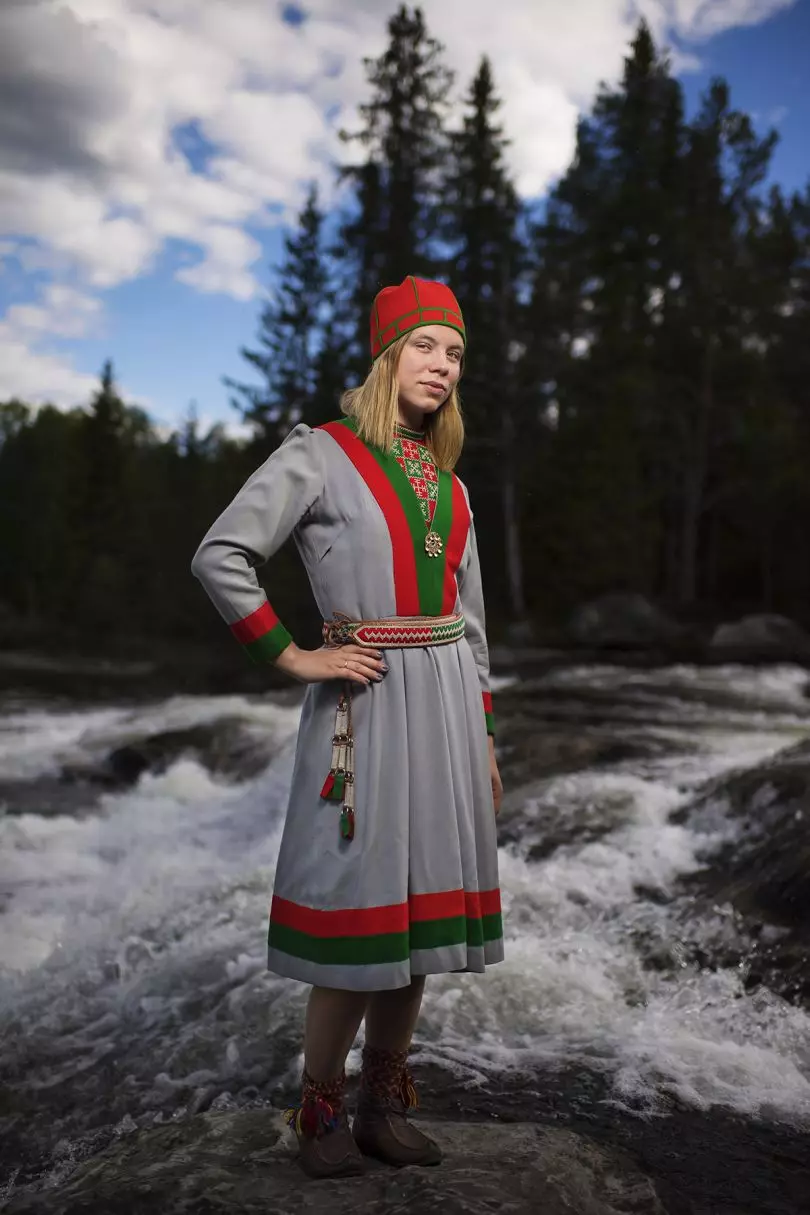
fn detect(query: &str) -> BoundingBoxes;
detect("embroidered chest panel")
[391,432,439,526]
[319,418,471,617]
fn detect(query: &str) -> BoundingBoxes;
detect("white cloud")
[0,0,799,301]
[0,288,101,408]
[4,285,102,339]
[0,0,798,409]
[651,0,796,40]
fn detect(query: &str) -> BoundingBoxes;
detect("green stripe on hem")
[270,915,504,967]
[269,922,410,966]
[485,711,495,736]
[244,622,293,664]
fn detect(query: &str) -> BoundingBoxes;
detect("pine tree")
[525,22,685,608]
[442,57,522,429]
[226,185,334,446]
[442,56,528,624]
[336,4,453,372]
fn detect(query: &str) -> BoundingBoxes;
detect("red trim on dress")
[271,895,409,938]
[271,889,503,937]
[442,474,470,614]
[320,422,421,615]
[409,889,465,921]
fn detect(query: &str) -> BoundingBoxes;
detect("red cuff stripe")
[231,600,280,644]
[482,691,493,714]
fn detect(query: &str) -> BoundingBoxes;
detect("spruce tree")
[226,185,335,447]
[442,56,528,624]
[336,5,453,372]
[527,21,685,607]
[442,56,522,431]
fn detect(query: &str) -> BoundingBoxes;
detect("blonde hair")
[340,333,464,471]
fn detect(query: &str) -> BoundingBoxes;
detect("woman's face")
[396,325,463,421]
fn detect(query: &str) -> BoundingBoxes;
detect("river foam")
[1,668,809,1151]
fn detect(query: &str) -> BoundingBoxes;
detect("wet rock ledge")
[5,1111,666,1215]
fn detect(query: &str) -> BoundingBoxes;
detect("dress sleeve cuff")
[482,691,495,737]
[229,601,293,664]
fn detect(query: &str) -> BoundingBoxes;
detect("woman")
[191,275,504,1179]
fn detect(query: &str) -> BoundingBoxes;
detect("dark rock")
[677,739,810,1007]
[710,614,810,655]
[60,720,284,791]
[568,594,684,649]
[3,1110,668,1215]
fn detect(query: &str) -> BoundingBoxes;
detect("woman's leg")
[355,976,441,1167]
[363,975,426,1050]
[293,986,369,1179]
[304,985,369,1078]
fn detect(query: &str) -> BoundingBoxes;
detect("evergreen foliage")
[2,10,810,658]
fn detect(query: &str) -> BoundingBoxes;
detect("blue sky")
[0,0,807,437]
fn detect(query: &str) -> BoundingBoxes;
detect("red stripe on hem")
[442,475,470,614]
[271,889,503,937]
[482,691,493,714]
[320,422,420,615]
[479,888,501,916]
[409,889,465,922]
[231,600,280,644]
[270,895,409,938]
[409,888,501,921]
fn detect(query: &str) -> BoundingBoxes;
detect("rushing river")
[1,660,810,1204]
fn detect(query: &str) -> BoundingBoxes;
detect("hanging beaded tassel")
[320,690,350,802]
[340,686,355,841]
[319,683,355,841]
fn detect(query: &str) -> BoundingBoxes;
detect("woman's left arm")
[455,504,502,816]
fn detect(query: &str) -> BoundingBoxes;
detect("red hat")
[370,275,465,361]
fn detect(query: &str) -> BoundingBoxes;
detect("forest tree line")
[1,9,809,658]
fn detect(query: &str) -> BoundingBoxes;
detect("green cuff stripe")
[244,621,293,664]
[485,711,495,736]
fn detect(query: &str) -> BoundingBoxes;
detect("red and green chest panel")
[391,426,439,527]
[320,418,469,617]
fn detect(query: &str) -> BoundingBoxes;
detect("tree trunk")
[678,337,713,605]
[500,404,527,621]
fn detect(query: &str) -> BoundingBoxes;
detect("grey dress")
[191,418,504,991]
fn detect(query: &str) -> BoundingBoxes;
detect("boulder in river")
[568,593,684,649]
[3,1109,668,1215]
[710,613,810,657]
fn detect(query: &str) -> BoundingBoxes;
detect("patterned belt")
[322,611,465,650]
[319,612,466,845]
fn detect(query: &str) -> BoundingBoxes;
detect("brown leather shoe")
[296,1108,365,1179]
[353,1093,442,1167]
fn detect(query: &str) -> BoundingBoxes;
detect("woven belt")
[322,612,465,650]
[318,612,466,845]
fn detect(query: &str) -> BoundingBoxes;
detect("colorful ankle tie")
[285,1068,345,1138]
[360,1046,418,1109]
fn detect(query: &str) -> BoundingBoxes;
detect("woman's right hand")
[275,642,386,686]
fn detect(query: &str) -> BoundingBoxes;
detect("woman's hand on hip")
[275,642,386,686]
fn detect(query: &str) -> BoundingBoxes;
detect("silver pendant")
[425,530,444,557]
